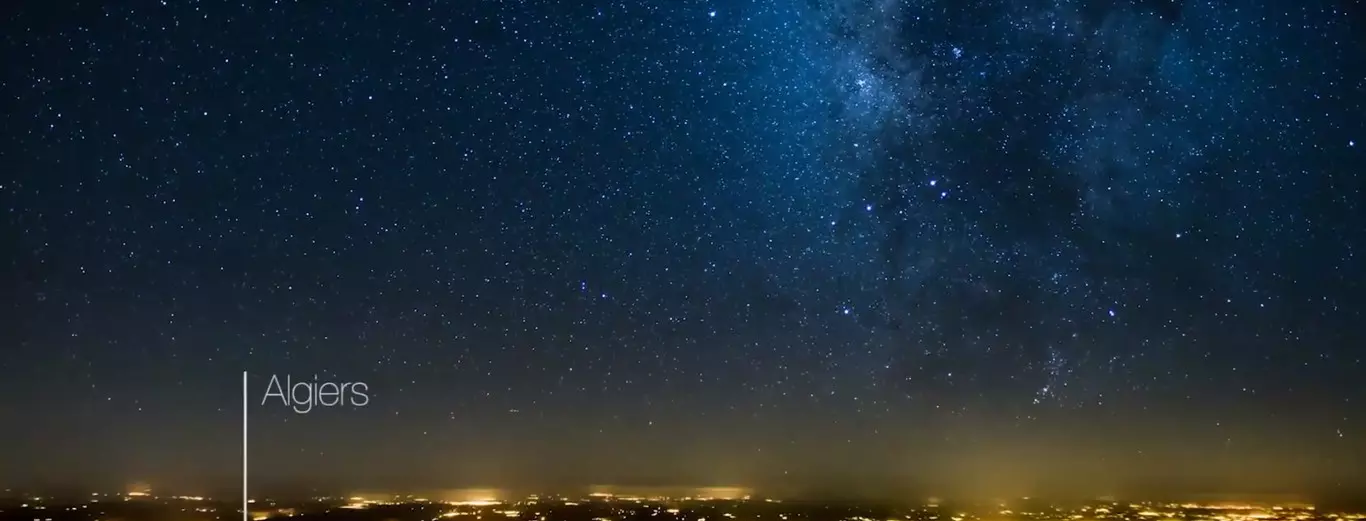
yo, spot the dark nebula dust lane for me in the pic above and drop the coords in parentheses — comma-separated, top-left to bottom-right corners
(0, 0, 1363, 494)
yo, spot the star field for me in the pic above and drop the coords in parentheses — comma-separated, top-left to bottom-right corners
(2, 0, 1364, 495)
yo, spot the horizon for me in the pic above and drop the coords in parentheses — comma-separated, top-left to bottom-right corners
(3, 477, 1362, 504)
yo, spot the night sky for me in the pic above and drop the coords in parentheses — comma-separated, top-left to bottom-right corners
(2, 0, 1365, 499)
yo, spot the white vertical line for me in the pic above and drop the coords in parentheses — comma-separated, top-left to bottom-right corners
(243, 370, 248, 521)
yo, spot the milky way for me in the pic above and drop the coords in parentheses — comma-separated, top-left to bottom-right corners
(734, 0, 1366, 410)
